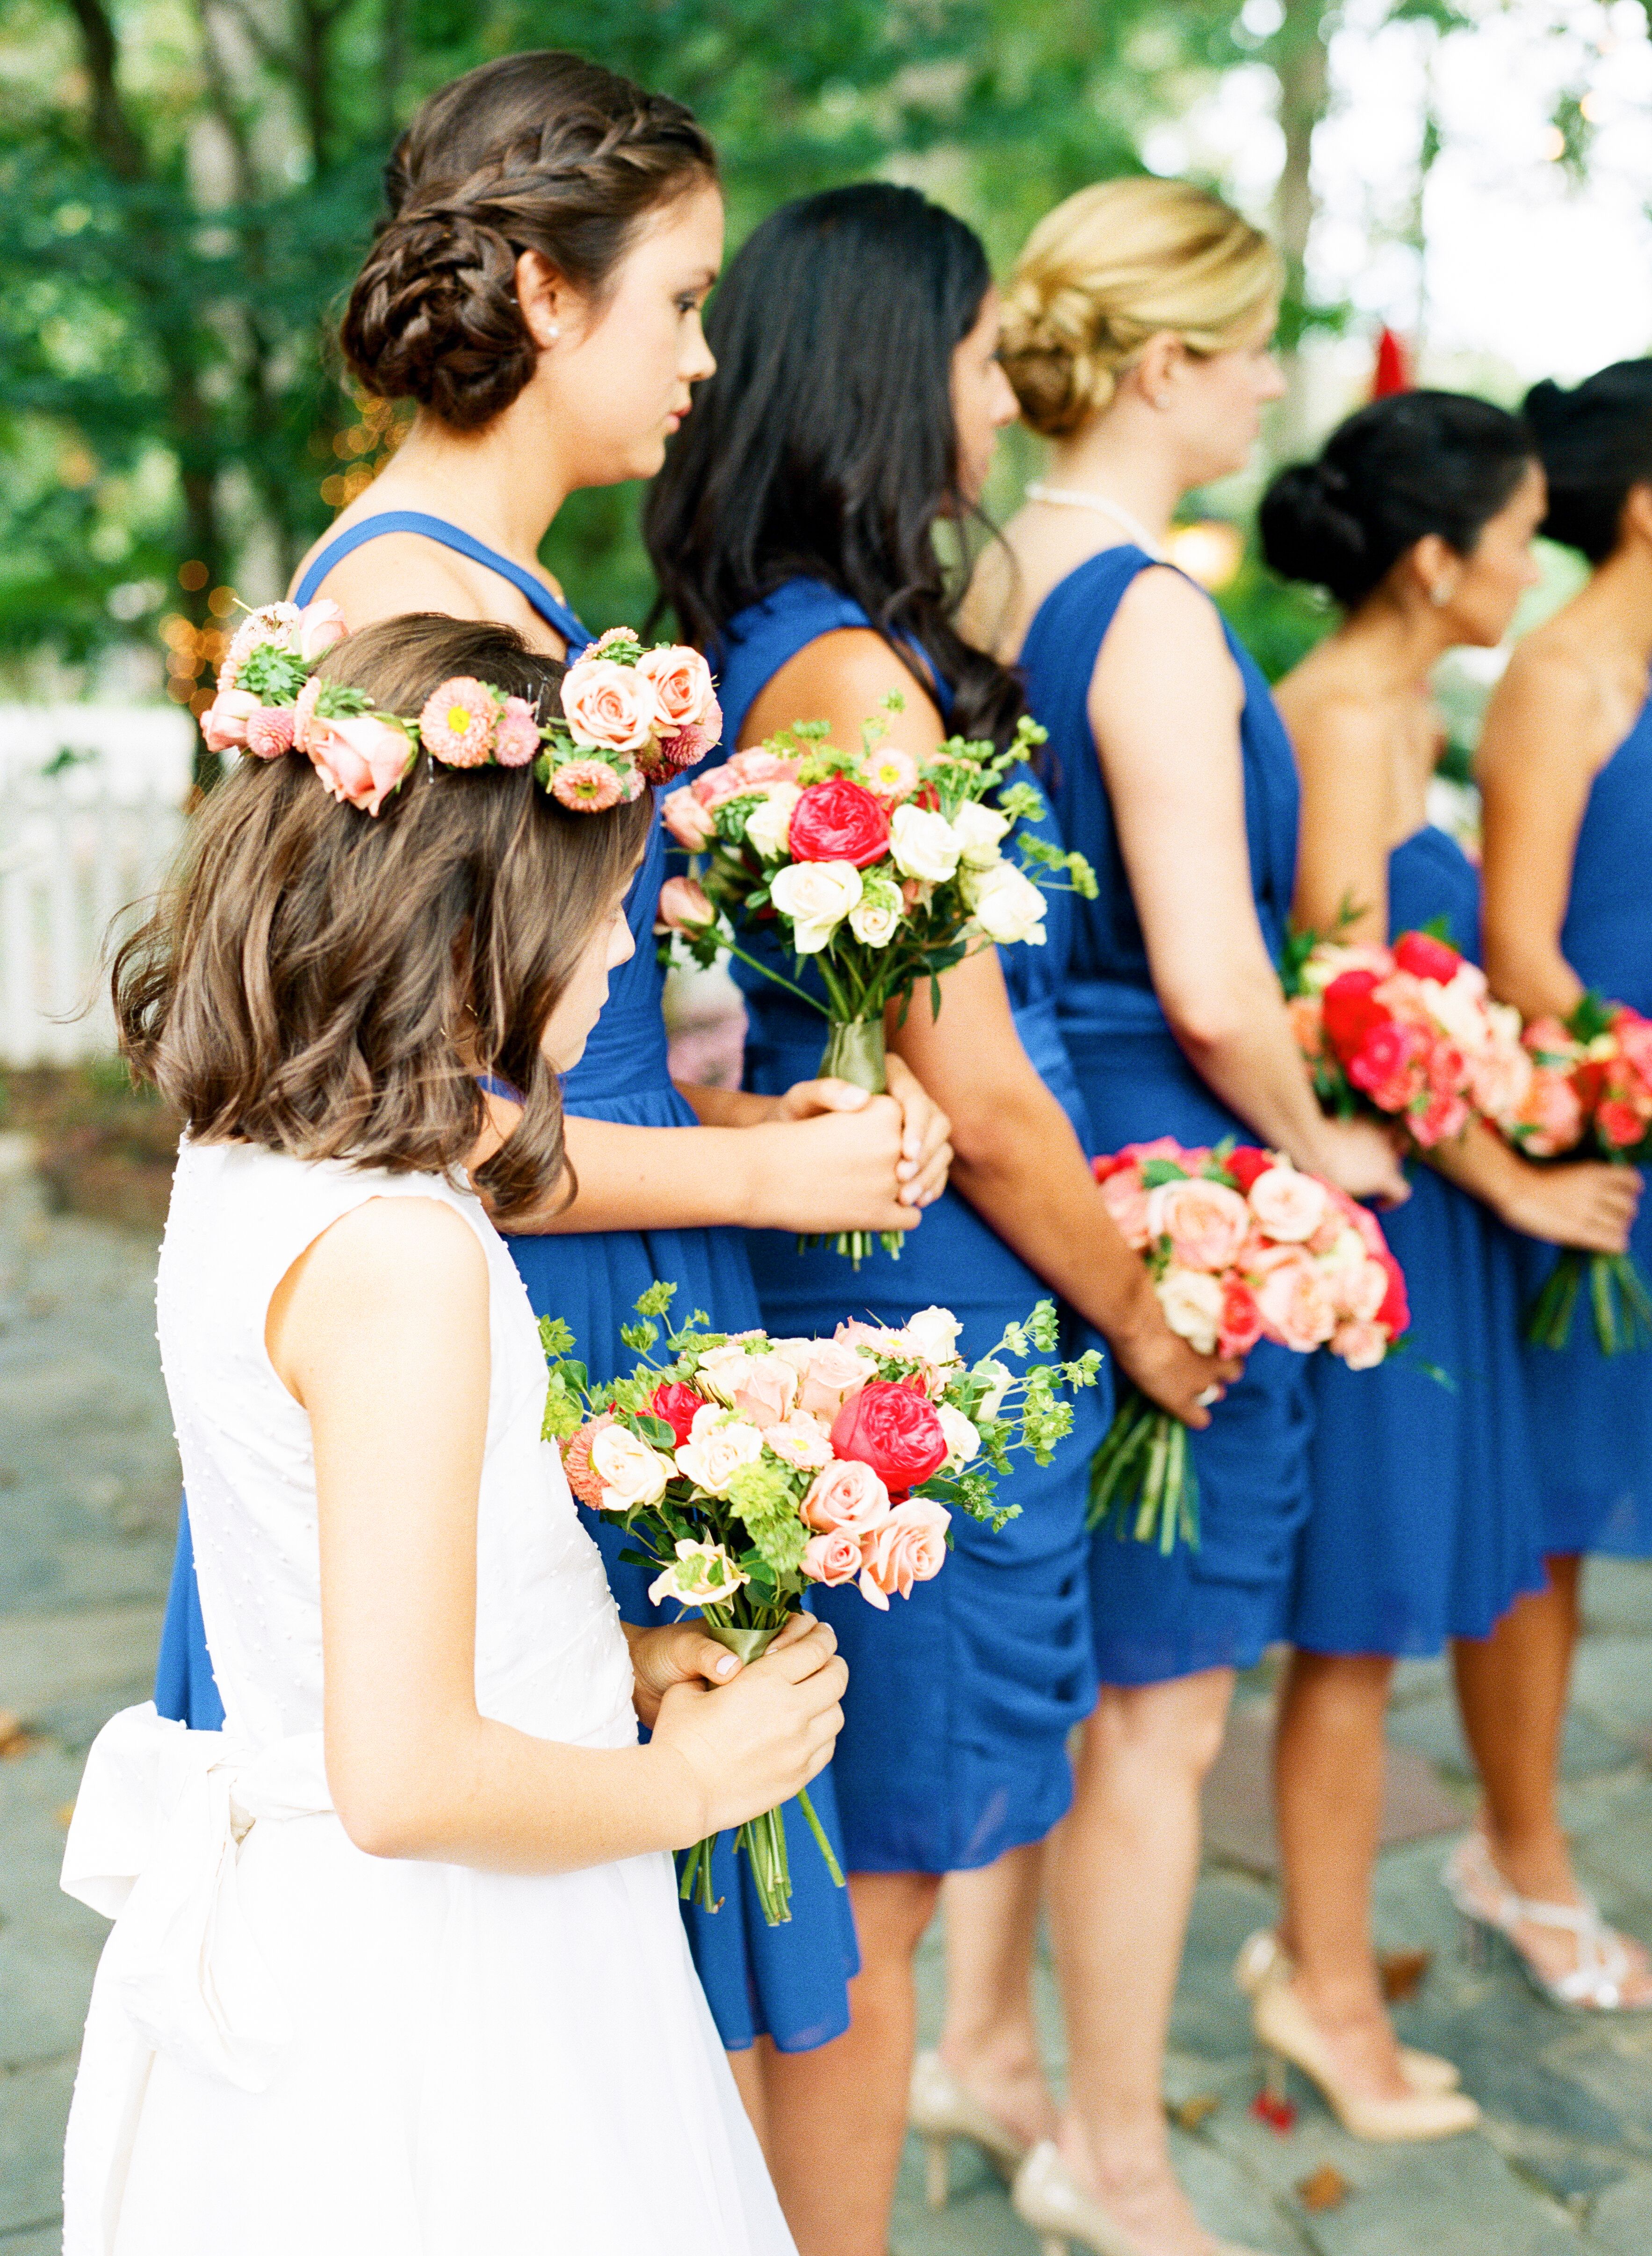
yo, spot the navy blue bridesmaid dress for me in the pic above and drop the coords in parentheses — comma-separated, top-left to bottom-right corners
(1289, 825, 1545, 1654)
(1518, 695, 1652, 1557)
(154, 514, 857, 2056)
(699, 577, 1110, 1876)
(1021, 544, 1313, 1686)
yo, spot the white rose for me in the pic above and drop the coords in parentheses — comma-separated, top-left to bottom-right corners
(973, 1357, 1013, 1419)
(695, 1340, 759, 1406)
(1155, 1267, 1226, 1355)
(674, 1403, 767, 1494)
(848, 882, 903, 947)
(743, 781, 802, 860)
(590, 1424, 672, 1510)
(904, 1305, 964, 1367)
(951, 800, 1011, 869)
(937, 1401, 981, 1471)
(648, 1538, 749, 1610)
(769, 860, 863, 953)
(889, 803, 963, 883)
(962, 860, 1047, 946)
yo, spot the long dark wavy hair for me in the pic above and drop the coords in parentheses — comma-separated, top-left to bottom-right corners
(644, 183, 1024, 746)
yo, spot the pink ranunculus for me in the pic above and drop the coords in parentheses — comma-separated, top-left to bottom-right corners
(560, 656, 661, 752)
(1097, 1164, 1152, 1251)
(795, 1339, 878, 1420)
(662, 787, 717, 849)
(857, 1499, 951, 1610)
(1143, 1177, 1252, 1273)
(1331, 1319, 1389, 1371)
(1347, 1019, 1429, 1113)
(296, 598, 347, 660)
(306, 713, 415, 816)
(801, 1457, 892, 1534)
(637, 644, 720, 730)
(200, 687, 260, 752)
(655, 875, 716, 935)
(494, 695, 541, 767)
(1614, 1011, 1652, 1082)
(1248, 1244, 1339, 1352)
(1414, 1087, 1470, 1147)
(244, 705, 296, 760)
(801, 1527, 864, 1586)
(1246, 1164, 1330, 1244)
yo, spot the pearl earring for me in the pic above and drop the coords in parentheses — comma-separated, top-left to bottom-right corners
(1430, 579, 1454, 608)
(546, 323, 560, 341)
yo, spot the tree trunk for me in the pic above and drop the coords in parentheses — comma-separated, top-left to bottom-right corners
(1268, 0, 1331, 460)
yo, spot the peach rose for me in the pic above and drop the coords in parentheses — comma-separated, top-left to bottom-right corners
(662, 787, 717, 850)
(1097, 1165, 1151, 1251)
(858, 1499, 951, 1610)
(1246, 1164, 1330, 1244)
(1154, 1267, 1226, 1355)
(1249, 1244, 1338, 1352)
(723, 746, 801, 789)
(1143, 1178, 1251, 1273)
(801, 1457, 892, 1534)
(296, 597, 347, 660)
(637, 644, 719, 730)
(674, 1403, 766, 1494)
(200, 687, 260, 752)
(794, 1339, 879, 1420)
(305, 713, 415, 816)
(1331, 1319, 1389, 1371)
(765, 1412, 836, 1470)
(802, 1527, 864, 1586)
(589, 1424, 672, 1511)
(1334, 1255, 1391, 1324)
(730, 1350, 801, 1431)
(655, 875, 716, 934)
(559, 656, 662, 752)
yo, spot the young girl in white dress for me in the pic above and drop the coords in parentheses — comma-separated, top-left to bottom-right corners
(61, 611, 844, 2254)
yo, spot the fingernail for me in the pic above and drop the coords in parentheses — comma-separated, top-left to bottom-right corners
(717, 1656, 736, 1676)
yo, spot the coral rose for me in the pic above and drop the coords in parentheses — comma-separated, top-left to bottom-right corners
(1246, 1164, 1330, 1244)
(636, 644, 719, 730)
(786, 1338, 879, 1419)
(858, 1499, 951, 1610)
(1249, 1246, 1338, 1352)
(1143, 1178, 1251, 1273)
(662, 787, 717, 850)
(306, 713, 414, 816)
(200, 687, 260, 752)
(1332, 1320, 1389, 1371)
(560, 656, 661, 752)
(1097, 1164, 1152, 1251)
(801, 1457, 893, 1533)
(801, 1527, 864, 1587)
(723, 747, 800, 789)
(655, 875, 716, 934)
(788, 779, 892, 868)
(830, 1381, 950, 1488)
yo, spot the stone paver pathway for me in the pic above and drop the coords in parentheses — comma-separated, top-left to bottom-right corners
(1, 1152, 1648, 2255)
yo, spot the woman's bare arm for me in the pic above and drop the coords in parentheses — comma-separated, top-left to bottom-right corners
(1284, 692, 1394, 945)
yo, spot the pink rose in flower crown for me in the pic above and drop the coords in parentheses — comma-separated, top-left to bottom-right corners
(858, 1499, 951, 1610)
(801, 1457, 892, 1533)
(830, 1381, 950, 1489)
(297, 597, 347, 661)
(1095, 1162, 1152, 1250)
(655, 875, 716, 935)
(1144, 1178, 1251, 1273)
(560, 656, 661, 753)
(801, 1526, 864, 1587)
(637, 645, 719, 730)
(306, 713, 415, 817)
(662, 787, 718, 850)
(200, 687, 260, 752)
(1248, 1244, 1339, 1351)
(1246, 1164, 1330, 1244)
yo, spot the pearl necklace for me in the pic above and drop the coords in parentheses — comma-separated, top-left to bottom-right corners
(1024, 483, 1168, 561)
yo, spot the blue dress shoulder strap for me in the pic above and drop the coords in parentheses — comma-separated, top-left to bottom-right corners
(293, 511, 590, 657)
(715, 578, 952, 750)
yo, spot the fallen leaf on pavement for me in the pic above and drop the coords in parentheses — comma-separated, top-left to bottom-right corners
(1378, 1948, 1432, 2002)
(1297, 2164, 1351, 2212)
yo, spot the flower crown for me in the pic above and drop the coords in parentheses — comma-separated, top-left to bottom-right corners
(198, 603, 720, 816)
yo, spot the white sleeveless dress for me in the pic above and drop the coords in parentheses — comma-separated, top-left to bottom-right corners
(60, 1142, 794, 2256)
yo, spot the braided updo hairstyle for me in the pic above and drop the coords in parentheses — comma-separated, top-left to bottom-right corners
(1001, 177, 1282, 440)
(340, 52, 716, 431)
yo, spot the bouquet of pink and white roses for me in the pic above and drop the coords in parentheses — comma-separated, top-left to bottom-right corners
(1284, 926, 1527, 1150)
(1089, 1140, 1408, 1552)
(1492, 995, 1652, 1352)
(542, 1283, 1100, 1921)
(659, 702, 1095, 1261)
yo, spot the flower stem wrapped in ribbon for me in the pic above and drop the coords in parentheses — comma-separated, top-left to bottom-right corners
(1089, 1139, 1408, 1553)
(1490, 992, 1652, 1354)
(197, 607, 720, 814)
(543, 1284, 1101, 1923)
(657, 699, 1096, 1265)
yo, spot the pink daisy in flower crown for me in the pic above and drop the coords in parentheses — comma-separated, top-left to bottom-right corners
(551, 759, 624, 811)
(418, 677, 498, 767)
(494, 695, 541, 768)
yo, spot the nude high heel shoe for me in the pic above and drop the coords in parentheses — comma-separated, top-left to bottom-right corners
(1233, 1929, 1463, 2093)
(1010, 2142, 1273, 2256)
(1244, 1952, 1480, 2142)
(907, 2049, 1030, 2211)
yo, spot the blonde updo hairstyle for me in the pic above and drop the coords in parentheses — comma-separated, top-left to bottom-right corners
(1001, 177, 1283, 441)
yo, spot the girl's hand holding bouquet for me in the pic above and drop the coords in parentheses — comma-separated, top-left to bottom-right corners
(543, 1284, 1100, 1920)
(658, 700, 1095, 1263)
(1089, 1140, 1408, 1553)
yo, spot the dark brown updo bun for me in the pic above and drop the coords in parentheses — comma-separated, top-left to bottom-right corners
(340, 51, 716, 431)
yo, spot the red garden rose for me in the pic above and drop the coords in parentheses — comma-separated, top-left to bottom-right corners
(1218, 1276, 1264, 1357)
(1392, 930, 1463, 984)
(647, 1382, 708, 1447)
(1224, 1145, 1274, 1194)
(1374, 1250, 1409, 1338)
(1320, 969, 1391, 1063)
(787, 779, 892, 869)
(830, 1380, 949, 1488)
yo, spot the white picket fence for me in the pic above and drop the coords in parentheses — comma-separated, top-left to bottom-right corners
(0, 707, 195, 1065)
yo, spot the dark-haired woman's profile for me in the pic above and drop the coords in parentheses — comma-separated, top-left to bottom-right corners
(1463, 357, 1652, 2011)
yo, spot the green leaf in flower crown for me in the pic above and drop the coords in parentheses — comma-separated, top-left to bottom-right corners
(312, 680, 375, 720)
(235, 641, 310, 703)
(635, 1280, 678, 1320)
(539, 1316, 577, 1358)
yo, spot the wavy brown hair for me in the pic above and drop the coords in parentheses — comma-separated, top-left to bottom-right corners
(340, 51, 716, 430)
(113, 616, 651, 1224)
